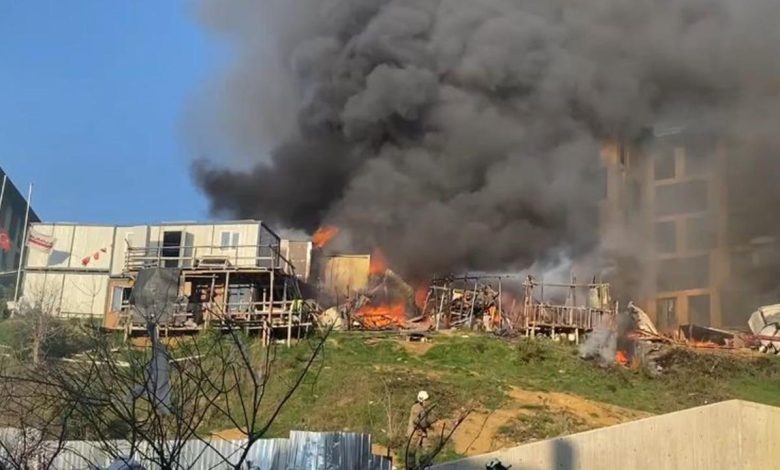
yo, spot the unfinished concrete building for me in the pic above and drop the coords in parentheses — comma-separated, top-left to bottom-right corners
(602, 127, 780, 331)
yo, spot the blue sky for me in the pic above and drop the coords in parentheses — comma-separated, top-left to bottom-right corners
(0, 1, 222, 224)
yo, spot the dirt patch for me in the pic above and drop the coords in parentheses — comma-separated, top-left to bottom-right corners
(450, 387, 651, 455)
(450, 408, 524, 455)
(211, 428, 247, 441)
(506, 388, 650, 427)
(399, 340, 433, 356)
(372, 443, 392, 459)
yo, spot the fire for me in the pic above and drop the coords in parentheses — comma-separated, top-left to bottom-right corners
(615, 350, 629, 366)
(600, 139, 619, 163)
(355, 302, 407, 329)
(414, 285, 429, 309)
(369, 248, 389, 275)
(312, 225, 339, 249)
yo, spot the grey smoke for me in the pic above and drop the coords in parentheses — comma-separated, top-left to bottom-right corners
(578, 326, 616, 364)
(579, 311, 635, 363)
(191, 0, 780, 279)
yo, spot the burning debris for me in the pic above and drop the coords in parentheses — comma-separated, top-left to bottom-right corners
(313, 250, 428, 331)
(579, 302, 671, 370)
(420, 276, 504, 330)
(419, 275, 621, 336)
(312, 251, 621, 338)
(348, 268, 418, 330)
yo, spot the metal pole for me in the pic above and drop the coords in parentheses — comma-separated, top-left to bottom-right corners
(0, 175, 6, 272)
(0, 175, 7, 216)
(13, 184, 32, 303)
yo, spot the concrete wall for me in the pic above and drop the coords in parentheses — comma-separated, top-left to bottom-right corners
(432, 400, 780, 470)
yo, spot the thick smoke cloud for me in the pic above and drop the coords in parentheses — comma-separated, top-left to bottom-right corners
(192, 0, 780, 279)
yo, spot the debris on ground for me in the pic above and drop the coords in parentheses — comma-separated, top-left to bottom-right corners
(748, 304, 780, 354)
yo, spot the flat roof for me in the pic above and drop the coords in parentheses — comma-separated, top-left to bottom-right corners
(31, 219, 266, 228)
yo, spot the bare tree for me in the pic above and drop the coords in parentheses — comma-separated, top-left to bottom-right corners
(0, 300, 329, 469)
(0, 357, 81, 470)
(13, 279, 65, 366)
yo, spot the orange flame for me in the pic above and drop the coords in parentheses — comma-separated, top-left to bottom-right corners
(369, 248, 389, 275)
(414, 285, 429, 309)
(615, 350, 629, 366)
(355, 302, 407, 329)
(312, 226, 339, 249)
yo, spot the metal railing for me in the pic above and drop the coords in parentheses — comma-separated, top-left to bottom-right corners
(117, 301, 305, 326)
(124, 243, 296, 273)
(421, 274, 617, 333)
(519, 304, 615, 331)
(519, 276, 617, 332)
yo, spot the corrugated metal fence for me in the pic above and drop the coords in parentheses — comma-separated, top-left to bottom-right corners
(0, 429, 393, 470)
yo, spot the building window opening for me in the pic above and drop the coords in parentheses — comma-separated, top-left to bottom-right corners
(686, 216, 715, 252)
(220, 231, 240, 249)
(656, 297, 677, 330)
(688, 294, 711, 326)
(654, 148, 676, 180)
(655, 180, 708, 216)
(657, 255, 710, 292)
(162, 231, 183, 267)
(111, 286, 132, 312)
(655, 221, 676, 254)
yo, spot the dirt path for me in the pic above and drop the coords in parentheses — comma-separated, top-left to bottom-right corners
(450, 387, 651, 455)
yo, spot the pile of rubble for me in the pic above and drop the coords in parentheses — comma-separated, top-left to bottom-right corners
(419, 276, 504, 330)
(315, 268, 426, 331)
(748, 304, 780, 354)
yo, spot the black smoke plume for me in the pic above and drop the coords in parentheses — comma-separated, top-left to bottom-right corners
(191, 0, 780, 280)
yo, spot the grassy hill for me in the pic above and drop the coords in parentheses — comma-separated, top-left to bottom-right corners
(3, 318, 778, 465)
(251, 331, 780, 462)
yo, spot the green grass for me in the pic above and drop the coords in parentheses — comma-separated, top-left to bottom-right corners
(249, 332, 780, 447)
(6, 325, 778, 464)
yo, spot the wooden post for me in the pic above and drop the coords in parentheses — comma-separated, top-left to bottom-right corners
(206, 275, 216, 328)
(284, 278, 292, 347)
(498, 278, 503, 329)
(269, 270, 275, 343)
(509, 298, 516, 330)
(421, 289, 431, 318)
(224, 271, 231, 324)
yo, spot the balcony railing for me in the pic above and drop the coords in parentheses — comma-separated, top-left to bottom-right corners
(124, 243, 296, 274)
